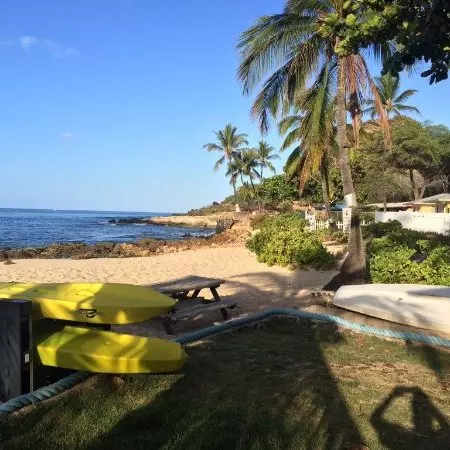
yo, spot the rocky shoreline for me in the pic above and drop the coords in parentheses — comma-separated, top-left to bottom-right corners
(107, 212, 244, 229)
(0, 215, 249, 261)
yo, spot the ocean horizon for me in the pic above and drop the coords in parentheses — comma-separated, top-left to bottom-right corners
(0, 208, 212, 249)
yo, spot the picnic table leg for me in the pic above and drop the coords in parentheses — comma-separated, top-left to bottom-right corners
(210, 287, 229, 320)
(210, 287, 221, 302)
(161, 316, 174, 335)
(191, 289, 201, 299)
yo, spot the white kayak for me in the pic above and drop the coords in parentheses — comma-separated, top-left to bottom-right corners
(334, 284, 450, 333)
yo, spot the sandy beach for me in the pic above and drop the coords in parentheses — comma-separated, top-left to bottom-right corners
(0, 247, 337, 335)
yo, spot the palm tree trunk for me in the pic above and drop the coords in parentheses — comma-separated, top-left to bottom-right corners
(382, 146, 387, 212)
(249, 177, 261, 211)
(260, 164, 264, 180)
(336, 57, 366, 280)
(320, 161, 332, 222)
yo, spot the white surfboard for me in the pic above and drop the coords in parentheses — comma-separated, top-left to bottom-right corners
(334, 284, 450, 333)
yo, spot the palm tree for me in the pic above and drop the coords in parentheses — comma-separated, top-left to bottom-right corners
(363, 74, 420, 211)
(363, 74, 420, 119)
(254, 140, 279, 179)
(226, 150, 261, 206)
(203, 124, 248, 210)
(237, 0, 387, 278)
(278, 63, 337, 219)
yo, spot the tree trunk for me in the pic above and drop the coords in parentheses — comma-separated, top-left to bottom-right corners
(409, 169, 420, 200)
(336, 57, 366, 280)
(382, 146, 387, 212)
(249, 177, 261, 211)
(320, 161, 332, 221)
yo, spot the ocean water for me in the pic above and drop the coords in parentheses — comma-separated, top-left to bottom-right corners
(0, 209, 214, 249)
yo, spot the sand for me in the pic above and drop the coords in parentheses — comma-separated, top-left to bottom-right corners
(0, 247, 336, 336)
(1, 246, 447, 339)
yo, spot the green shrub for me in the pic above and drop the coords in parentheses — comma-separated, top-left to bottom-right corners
(247, 213, 334, 270)
(250, 214, 271, 230)
(277, 200, 294, 213)
(363, 220, 403, 239)
(311, 229, 348, 244)
(367, 223, 450, 285)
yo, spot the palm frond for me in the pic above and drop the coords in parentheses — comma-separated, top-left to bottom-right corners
(394, 105, 422, 116)
(394, 89, 419, 104)
(214, 155, 226, 171)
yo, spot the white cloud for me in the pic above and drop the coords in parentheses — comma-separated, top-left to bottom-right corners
(60, 132, 76, 140)
(0, 35, 79, 58)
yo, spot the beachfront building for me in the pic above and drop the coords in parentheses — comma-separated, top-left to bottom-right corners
(404, 193, 450, 213)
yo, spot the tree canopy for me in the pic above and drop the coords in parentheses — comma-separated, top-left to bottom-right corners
(319, 0, 450, 83)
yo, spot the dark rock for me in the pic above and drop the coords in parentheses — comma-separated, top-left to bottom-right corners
(216, 219, 235, 234)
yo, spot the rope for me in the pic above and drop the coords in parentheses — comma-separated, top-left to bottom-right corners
(0, 371, 89, 416)
(2, 308, 449, 416)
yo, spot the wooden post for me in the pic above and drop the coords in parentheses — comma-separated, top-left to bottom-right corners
(0, 300, 33, 401)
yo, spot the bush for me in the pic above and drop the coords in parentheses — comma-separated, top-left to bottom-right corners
(363, 220, 403, 239)
(277, 200, 294, 213)
(250, 214, 271, 230)
(367, 223, 450, 285)
(246, 213, 335, 270)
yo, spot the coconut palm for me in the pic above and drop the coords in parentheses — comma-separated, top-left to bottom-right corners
(279, 60, 336, 219)
(254, 140, 279, 179)
(203, 124, 249, 207)
(363, 74, 420, 119)
(237, 0, 388, 279)
(226, 150, 261, 206)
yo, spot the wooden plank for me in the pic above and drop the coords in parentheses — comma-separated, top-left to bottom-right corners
(150, 276, 225, 295)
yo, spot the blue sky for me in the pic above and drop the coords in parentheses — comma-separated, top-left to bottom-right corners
(1, 0, 449, 212)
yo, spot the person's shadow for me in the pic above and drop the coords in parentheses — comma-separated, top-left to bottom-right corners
(371, 386, 450, 449)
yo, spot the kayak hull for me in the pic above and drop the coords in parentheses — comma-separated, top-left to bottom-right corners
(0, 282, 176, 324)
(334, 284, 450, 333)
(35, 326, 187, 374)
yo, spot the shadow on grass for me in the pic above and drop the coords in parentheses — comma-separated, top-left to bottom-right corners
(371, 386, 449, 449)
(87, 320, 364, 449)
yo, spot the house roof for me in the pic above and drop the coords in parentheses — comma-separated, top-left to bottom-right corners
(367, 202, 409, 209)
(406, 193, 450, 204)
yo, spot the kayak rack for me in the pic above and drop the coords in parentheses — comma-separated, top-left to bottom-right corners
(0, 300, 33, 403)
(0, 300, 110, 404)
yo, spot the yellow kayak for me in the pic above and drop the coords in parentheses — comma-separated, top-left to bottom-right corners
(0, 282, 176, 324)
(35, 325, 187, 374)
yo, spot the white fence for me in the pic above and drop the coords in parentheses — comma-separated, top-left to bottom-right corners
(375, 211, 450, 234)
(309, 220, 370, 232)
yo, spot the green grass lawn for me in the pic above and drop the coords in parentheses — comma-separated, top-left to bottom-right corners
(1, 319, 449, 449)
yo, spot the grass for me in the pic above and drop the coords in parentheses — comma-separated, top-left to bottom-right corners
(0, 318, 449, 449)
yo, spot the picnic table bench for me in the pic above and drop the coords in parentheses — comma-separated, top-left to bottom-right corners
(150, 276, 237, 334)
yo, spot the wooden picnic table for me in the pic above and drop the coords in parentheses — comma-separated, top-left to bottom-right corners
(150, 276, 237, 334)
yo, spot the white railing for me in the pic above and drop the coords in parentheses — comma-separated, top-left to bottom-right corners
(309, 220, 370, 232)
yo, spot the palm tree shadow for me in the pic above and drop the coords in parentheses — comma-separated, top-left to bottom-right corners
(371, 386, 450, 449)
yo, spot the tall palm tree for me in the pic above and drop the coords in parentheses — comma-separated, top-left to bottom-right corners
(363, 74, 420, 119)
(237, 0, 387, 278)
(255, 140, 279, 179)
(278, 62, 336, 219)
(203, 124, 249, 208)
(363, 74, 420, 211)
